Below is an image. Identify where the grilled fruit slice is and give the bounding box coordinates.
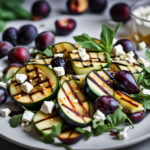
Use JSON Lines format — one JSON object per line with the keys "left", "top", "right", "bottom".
{"left": 60, "top": 74, "right": 86, "bottom": 88}
{"left": 52, "top": 42, "right": 76, "bottom": 59}
{"left": 114, "top": 90, "right": 144, "bottom": 113}
{"left": 10, "top": 64, "right": 59, "bottom": 110}
{"left": 56, "top": 79, "right": 91, "bottom": 127}
{"left": 84, "top": 70, "right": 114, "bottom": 101}
{"left": 110, "top": 58, "right": 143, "bottom": 82}
{"left": 57, "top": 127, "right": 82, "bottom": 144}
{"left": 70, "top": 52, "right": 107, "bottom": 75}
{"left": 33, "top": 110, "right": 63, "bottom": 136}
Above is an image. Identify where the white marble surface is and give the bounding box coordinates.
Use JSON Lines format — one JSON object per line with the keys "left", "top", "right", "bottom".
{"left": 0, "top": 0, "right": 150, "bottom": 150}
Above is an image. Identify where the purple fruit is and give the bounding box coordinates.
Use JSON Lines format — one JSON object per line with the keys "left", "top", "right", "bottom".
{"left": 8, "top": 47, "right": 30, "bottom": 65}
{"left": 110, "top": 3, "right": 130, "bottom": 23}
{"left": 89, "top": 0, "right": 107, "bottom": 13}
{"left": 50, "top": 57, "right": 68, "bottom": 71}
{"left": 35, "top": 31, "right": 55, "bottom": 51}
{"left": 67, "top": 0, "right": 89, "bottom": 14}
{"left": 113, "top": 70, "right": 139, "bottom": 94}
{"left": 2, "top": 27, "right": 18, "bottom": 46}
{"left": 31, "top": 0, "right": 51, "bottom": 19}
{"left": 0, "top": 86, "right": 8, "bottom": 106}
{"left": 95, "top": 95, "right": 119, "bottom": 115}
{"left": 0, "top": 41, "right": 13, "bottom": 58}
{"left": 18, "top": 24, "right": 38, "bottom": 45}
{"left": 127, "top": 109, "right": 146, "bottom": 124}
{"left": 55, "top": 18, "right": 76, "bottom": 35}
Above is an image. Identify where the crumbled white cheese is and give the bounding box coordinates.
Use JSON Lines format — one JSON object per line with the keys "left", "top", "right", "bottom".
{"left": 73, "top": 99, "right": 78, "bottom": 103}
{"left": 25, "top": 121, "right": 30, "bottom": 127}
{"left": 0, "top": 82, "right": 7, "bottom": 89}
{"left": 7, "top": 79, "right": 11, "bottom": 88}
{"left": 72, "top": 50, "right": 78, "bottom": 53}
{"left": 80, "top": 53, "right": 89, "bottom": 61}
{"left": 113, "top": 38, "right": 118, "bottom": 45}
{"left": 40, "top": 101, "right": 55, "bottom": 114}
{"left": 21, "top": 122, "right": 25, "bottom": 128}
{"left": 0, "top": 72, "right": 3, "bottom": 81}
{"left": 118, "top": 127, "right": 129, "bottom": 139}
{"left": 82, "top": 126, "right": 91, "bottom": 132}
{"left": 35, "top": 55, "right": 40, "bottom": 59}
{"left": 53, "top": 66, "right": 65, "bottom": 77}
{"left": 113, "top": 45, "right": 125, "bottom": 56}
{"left": 21, "top": 81, "right": 33, "bottom": 93}
{"left": 126, "top": 51, "right": 134, "bottom": 59}
{"left": 54, "top": 53, "right": 63, "bottom": 58}
{"left": 93, "top": 110, "right": 106, "bottom": 121}
{"left": 15, "top": 74, "right": 27, "bottom": 83}
{"left": 78, "top": 48, "right": 86, "bottom": 53}
{"left": 138, "top": 57, "right": 150, "bottom": 67}
{"left": 1, "top": 108, "right": 11, "bottom": 117}
{"left": 79, "top": 51, "right": 86, "bottom": 57}
{"left": 48, "top": 65, "right": 52, "bottom": 69}
{"left": 24, "top": 126, "right": 32, "bottom": 133}
{"left": 140, "top": 88, "right": 150, "bottom": 95}
{"left": 22, "top": 111, "right": 34, "bottom": 122}
{"left": 138, "top": 41, "right": 146, "bottom": 50}
{"left": 28, "top": 48, "right": 34, "bottom": 53}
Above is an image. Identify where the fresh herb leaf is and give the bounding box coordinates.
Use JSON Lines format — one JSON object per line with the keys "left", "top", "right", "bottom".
{"left": 54, "top": 143, "right": 73, "bottom": 150}
{"left": 145, "top": 67, "right": 150, "bottom": 73}
{"left": 114, "top": 22, "right": 122, "bottom": 34}
{"left": 9, "top": 114, "right": 23, "bottom": 128}
{"left": 145, "top": 49, "right": 150, "bottom": 61}
{"left": 144, "top": 78, "right": 150, "bottom": 86}
{"left": 43, "top": 124, "right": 63, "bottom": 144}
{"left": 22, "top": 106, "right": 37, "bottom": 113}
{"left": 130, "top": 94, "right": 150, "bottom": 99}
{"left": 0, "top": 20, "right": 6, "bottom": 31}
{"left": 38, "top": 46, "right": 54, "bottom": 57}
{"left": 76, "top": 127, "right": 92, "bottom": 140}
{"left": 104, "top": 52, "right": 110, "bottom": 63}
{"left": 2, "top": 74, "right": 13, "bottom": 83}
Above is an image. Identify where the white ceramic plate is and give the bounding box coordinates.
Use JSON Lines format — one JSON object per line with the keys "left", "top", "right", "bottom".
{"left": 0, "top": 16, "right": 148, "bottom": 150}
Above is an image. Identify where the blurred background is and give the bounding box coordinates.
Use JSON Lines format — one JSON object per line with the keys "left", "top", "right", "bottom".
{"left": 1, "top": 0, "right": 150, "bottom": 150}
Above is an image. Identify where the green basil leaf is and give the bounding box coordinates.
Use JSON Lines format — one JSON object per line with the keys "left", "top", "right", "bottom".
{"left": 144, "top": 78, "right": 150, "bottom": 85}
{"left": 145, "top": 49, "right": 150, "bottom": 61}
{"left": 114, "top": 22, "right": 122, "bottom": 34}
{"left": 130, "top": 94, "right": 150, "bottom": 100}
{"left": 54, "top": 143, "right": 73, "bottom": 150}
{"left": 0, "top": 20, "right": 6, "bottom": 31}
{"left": 106, "top": 104, "right": 127, "bottom": 127}
{"left": 104, "top": 52, "right": 110, "bottom": 63}
{"left": 9, "top": 114, "right": 23, "bottom": 128}
{"left": 76, "top": 127, "right": 92, "bottom": 140}
{"left": 136, "top": 99, "right": 150, "bottom": 109}
{"left": 22, "top": 106, "right": 37, "bottom": 113}
{"left": 38, "top": 46, "right": 54, "bottom": 57}
{"left": 2, "top": 74, "right": 13, "bottom": 83}
{"left": 52, "top": 123, "right": 63, "bottom": 136}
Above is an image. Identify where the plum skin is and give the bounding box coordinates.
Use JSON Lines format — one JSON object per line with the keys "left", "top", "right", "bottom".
{"left": 89, "top": 0, "right": 107, "bottom": 13}
{"left": 2, "top": 27, "right": 18, "bottom": 46}
{"left": 31, "top": 0, "right": 51, "bottom": 18}
{"left": 0, "top": 86, "right": 8, "bottom": 106}
{"left": 0, "top": 41, "right": 13, "bottom": 59}
{"left": 18, "top": 24, "right": 38, "bottom": 45}
{"left": 35, "top": 31, "right": 55, "bottom": 51}
{"left": 110, "top": 3, "right": 130, "bottom": 23}
{"left": 126, "top": 109, "right": 146, "bottom": 124}
{"left": 113, "top": 70, "right": 139, "bottom": 94}
{"left": 55, "top": 18, "right": 76, "bottom": 35}
{"left": 95, "top": 95, "right": 119, "bottom": 115}
{"left": 8, "top": 47, "right": 30, "bottom": 65}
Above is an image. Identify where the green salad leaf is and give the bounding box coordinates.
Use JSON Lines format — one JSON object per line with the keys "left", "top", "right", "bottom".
{"left": 9, "top": 114, "right": 23, "bottom": 128}
{"left": 38, "top": 46, "right": 54, "bottom": 57}
{"left": 76, "top": 127, "right": 92, "bottom": 140}
{"left": 2, "top": 74, "right": 13, "bottom": 83}
{"left": 43, "top": 124, "right": 63, "bottom": 144}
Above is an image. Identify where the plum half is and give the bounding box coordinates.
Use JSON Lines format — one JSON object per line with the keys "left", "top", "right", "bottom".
{"left": 0, "top": 86, "right": 8, "bottom": 106}
{"left": 110, "top": 3, "right": 130, "bottom": 23}
{"left": 8, "top": 47, "right": 30, "bottom": 65}
{"left": 0, "top": 41, "right": 13, "bottom": 58}
{"left": 57, "top": 127, "right": 82, "bottom": 144}
{"left": 113, "top": 70, "right": 139, "bottom": 94}
{"left": 2, "top": 27, "right": 18, "bottom": 46}
{"left": 67, "top": 0, "right": 89, "bottom": 14}
{"left": 31, "top": 0, "right": 51, "bottom": 20}
{"left": 95, "top": 96, "right": 119, "bottom": 115}
{"left": 35, "top": 31, "right": 55, "bottom": 51}
{"left": 55, "top": 18, "right": 76, "bottom": 35}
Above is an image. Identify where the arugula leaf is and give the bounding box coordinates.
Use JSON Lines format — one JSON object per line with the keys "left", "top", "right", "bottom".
{"left": 38, "top": 46, "right": 54, "bottom": 57}
{"left": 9, "top": 114, "right": 23, "bottom": 128}
{"left": 22, "top": 106, "right": 37, "bottom": 113}
{"left": 54, "top": 143, "right": 73, "bottom": 150}
{"left": 144, "top": 78, "right": 150, "bottom": 85}
{"left": 76, "top": 127, "right": 92, "bottom": 140}
{"left": 2, "top": 74, "right": 13, "bottom": 83}
{"left": 43, "top": 124, "right": 63, "bottom": 144}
